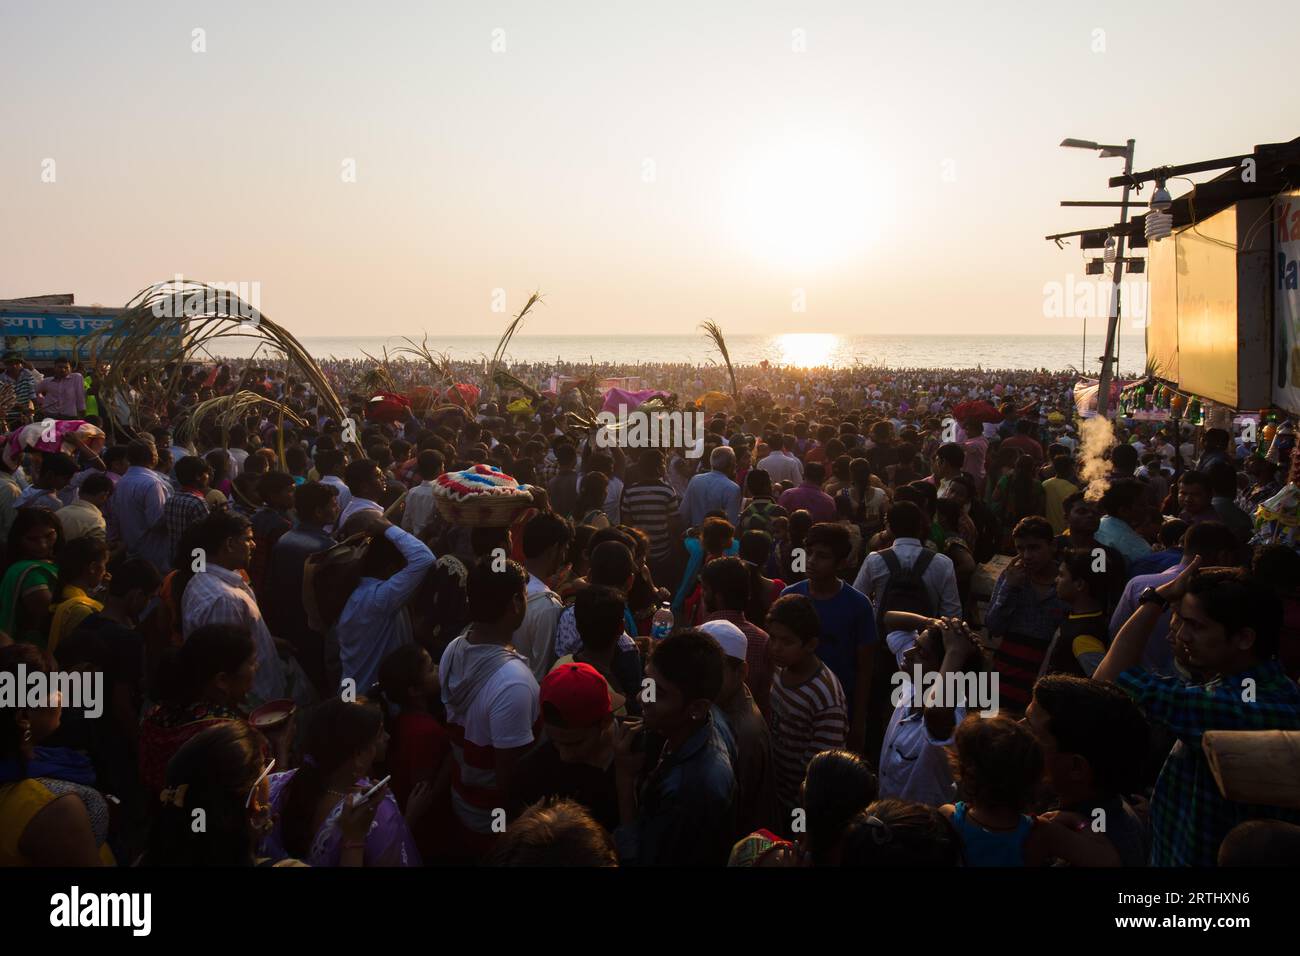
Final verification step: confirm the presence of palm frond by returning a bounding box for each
[489,292,543,399]
[699,319,737,404]
[177,390,307,445]
[86,280,351,452]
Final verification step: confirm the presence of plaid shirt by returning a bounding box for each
[4,368,37,423]
[164,490,211,563]
[1117,661,1300,866]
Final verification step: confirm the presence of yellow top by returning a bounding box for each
[0,778,115,866]
[48,585,103,657]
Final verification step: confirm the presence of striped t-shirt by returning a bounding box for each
[620,479,680,559]
[767,663,849,817]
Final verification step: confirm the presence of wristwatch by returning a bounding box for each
[1138,586,1169,610]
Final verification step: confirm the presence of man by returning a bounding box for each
[960,417,988,483]
[546,442,581,519]
[612,628,737,866]
[16,452,76,511]
[163,456,212,566]
[264,481,339,693]
[699,618,772,837]
[336,517,434,694]
[338,458,386,533]
[1095,562,1300,865]
[700,555,772,716]
[57,472,111,542]
[35,356,85,419]
[1094,479,1152,565]
[399,449,443,537]
[853,502,961,619]
[1027,675,1150,866]
[507,661,620,832]
[619,449,681,584]
[114,439,172,572]
[2,352,38,426]
[1195,427,1233,473]
[1108,521,1239,677]
[250,471,295,598]
[315,448,352,516]
[678,445,742,527]
[1206,462,1253,545]
[756,434,804,487]
[181,511,286,703]
[513,511,572,679]
[553,538,645,699]
[777,460,836,523]
[1176,469,1218,526]
[1041,454,1080,536]
[440,558,539,858]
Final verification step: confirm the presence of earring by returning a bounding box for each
[20,723,32,742]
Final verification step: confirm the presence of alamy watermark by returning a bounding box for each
[150,274,262,327]
[890,666,999,716]
[0,664,103,718]
[594,405,706,458]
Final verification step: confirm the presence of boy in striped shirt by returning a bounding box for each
[765,594,849,830]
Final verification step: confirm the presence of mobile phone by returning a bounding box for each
[353,774,391,807]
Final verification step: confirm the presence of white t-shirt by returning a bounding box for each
[878,680,965,809]
[439,645,539,833]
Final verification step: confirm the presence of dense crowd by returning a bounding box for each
[2,347,1299,868]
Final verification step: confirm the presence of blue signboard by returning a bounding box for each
[1,308,180,361]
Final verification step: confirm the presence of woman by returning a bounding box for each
[729,749,877,867]
[204,448,235,503]
[47,535,109,657]
[142,722,382,866]
[838,458,889,542]
[575,471,611,529]
[138,623,255,797]
[993,455,1046,544]
[0,643,114,865]
[0,508,63,647]
[261,697,422,866]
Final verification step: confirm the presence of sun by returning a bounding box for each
[774,332,840,367]
[725,137,884,270]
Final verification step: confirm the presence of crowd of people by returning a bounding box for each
[2,347,1299,868]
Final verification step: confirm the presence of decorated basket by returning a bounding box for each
[432,464,533,527]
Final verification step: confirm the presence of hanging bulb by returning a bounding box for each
[1103,236,1117,262]
[1145,210,1173,241]
[1150,184,1172,212]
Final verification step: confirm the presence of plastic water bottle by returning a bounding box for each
[651,602,674,640]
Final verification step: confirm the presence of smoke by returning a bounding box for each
[1078,416,1117,501]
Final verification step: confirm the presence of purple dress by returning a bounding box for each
[261,770,421,867]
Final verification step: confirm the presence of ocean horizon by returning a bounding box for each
[209,332,1148,374]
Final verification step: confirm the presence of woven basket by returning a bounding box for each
[434,490,533,528]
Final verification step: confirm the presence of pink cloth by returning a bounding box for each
[601,388,671,415]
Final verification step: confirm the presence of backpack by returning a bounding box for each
[302,532,371,633]
[875,548,937,626]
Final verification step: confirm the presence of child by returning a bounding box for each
[47,535,110,656]
[1044,550,1112,678]
[765,594,849,829]
[941,715,1043,866]
[780,523,878,754]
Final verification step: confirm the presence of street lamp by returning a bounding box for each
[1060,136,1136,418]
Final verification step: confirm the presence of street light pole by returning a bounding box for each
[1096,139,1135,418]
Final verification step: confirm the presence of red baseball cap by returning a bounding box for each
[540,662,612,729]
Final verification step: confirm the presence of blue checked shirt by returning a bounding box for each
[1116,661,1300,866]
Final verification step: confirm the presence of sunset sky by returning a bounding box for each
[3,0,1296,338]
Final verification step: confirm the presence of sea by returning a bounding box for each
[210,332,1147,374]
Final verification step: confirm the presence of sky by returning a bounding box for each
[2,0,1296,339]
